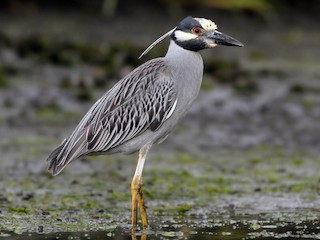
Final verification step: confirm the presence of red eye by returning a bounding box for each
[192,27,202,35]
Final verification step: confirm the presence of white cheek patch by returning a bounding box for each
[174,30,197,41]
[204,38,217,48]
[195,18,217,31]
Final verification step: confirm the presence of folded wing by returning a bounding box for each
[47,59,177,175]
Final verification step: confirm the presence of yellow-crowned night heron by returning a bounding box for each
[47,16,243,229]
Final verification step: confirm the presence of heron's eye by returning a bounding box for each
[192,27,202,35]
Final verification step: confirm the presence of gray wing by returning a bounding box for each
[47,59,177,175]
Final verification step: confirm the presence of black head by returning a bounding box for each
[139,16,243,59]
[171,16,243,51]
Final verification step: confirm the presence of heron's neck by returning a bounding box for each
[164,40,204,110]
[164,40,203,76]
[165,40,202,62]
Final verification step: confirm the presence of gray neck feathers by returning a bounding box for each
[164,40,203,77]
[164,40,204,110]
[165,40,203,80]
[165,40,202,63]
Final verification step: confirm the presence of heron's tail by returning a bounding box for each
[47,139,68,176]
[47,131,88,176]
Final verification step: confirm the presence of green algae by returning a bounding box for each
[0,72,9,88]
[153,204,192,215]
[4,146,319,234]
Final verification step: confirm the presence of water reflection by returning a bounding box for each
[1,219,319,240]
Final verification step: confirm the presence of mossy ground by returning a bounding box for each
[1,140,320,239]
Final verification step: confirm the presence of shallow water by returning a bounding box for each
[1,217,319,240]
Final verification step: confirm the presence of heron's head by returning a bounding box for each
[139,16,243,59]
[172,16,243,51]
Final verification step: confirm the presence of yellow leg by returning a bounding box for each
[138,179,148,228]
[131,227,147,240]
[131,144,151,229]
[131,177,139,228]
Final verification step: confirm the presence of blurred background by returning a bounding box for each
[1,0,320,157]
[1,0,320,236]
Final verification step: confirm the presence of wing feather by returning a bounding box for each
[47,59,177,175]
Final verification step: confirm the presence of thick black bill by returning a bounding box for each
[207,30,244,47]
